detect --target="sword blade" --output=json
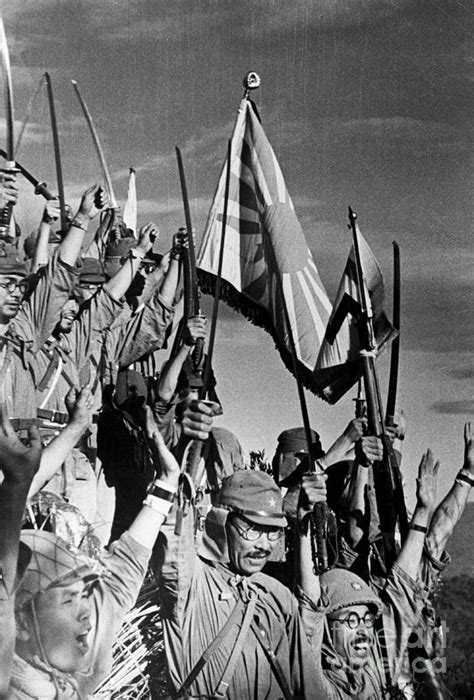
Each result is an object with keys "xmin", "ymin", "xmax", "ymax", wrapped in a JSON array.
[
  {"xmin": 71, "ymin": 79, "xmax": 117, "ymax": 209},
  {"xmin": 15, "ymin": 74, "xmax": 46, "ymax": 155},
  {"xmin": 0, "ymin": 16, "xmax": 16, "ymax": 238},
  {"xmin": 0, "ymin": 17, "xmax": 14, "ymax": 161},
  {"xmin": 45, "ymin": 72, "xmax": 67, "ymax": 230}
]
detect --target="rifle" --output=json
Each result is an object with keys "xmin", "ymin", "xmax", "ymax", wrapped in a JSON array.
[
  {"xmin": 309, "ymin": 465, "xmax": 339, "ymax": 574},
  {"xmin": 348, "ymin": 207, "xmax": 408, "ymax": 566},
  {"xmin": 385, "ymin": 241, "xmax": 400, "ymax": 426},
  {"xmin": 173, "ymin": 149, "xmax": 217, "ymax": 536},
  {"xmin": 175, "ymin": 147, "xmax": 205, "ymax": 402}
]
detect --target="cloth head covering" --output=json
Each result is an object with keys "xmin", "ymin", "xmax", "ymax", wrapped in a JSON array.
[
  {"xmin": 104, "ymin": 236, "xmax": 136, "ymax": 261},
  {"xmin": 199, "ymin": 470, "xmax": 287, "ymax": 564},
  {"xmin": 272, "ymin": 426, "xmax": 323, "ymax": 486},
  {"xmin": 103, "ymin": 236, "xmax": 138, "ymax": 279},
  {"xmin": 217, "ymin": 470, "xmax": 287, "ymax": 527},
  {"xmin": 78, "ymin": 257, "xmax": 106, "ymax": 285},
  {"xmin": 16, "ymin": 530, "xmax": 98, "ymax": 610},
  {"xmin": 204, "ymin": 428, "xmax": 244, "ymax": 493},
  {"xmin": 0, "ymin": 242, "xmax": 28, "ymax": 276},
  {"xmin": 320, "ymin": 568, "xmax": 382, "ymax": 616},
  {"xmin": 114, "ymin": 368, "xmax": 147, "ymax": 409}
]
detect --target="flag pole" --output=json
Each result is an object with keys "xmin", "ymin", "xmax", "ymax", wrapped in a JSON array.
[
  {"xmin": 202, "ymin": 72, "xmax": 260, "ymax": 396},
  {"xmin": 201, "ymin": 138, "xmax": 231, "ymax": 397},
  {"xmin": 265, "ymin": 209, "xmax": 333, "ymax": 573}
]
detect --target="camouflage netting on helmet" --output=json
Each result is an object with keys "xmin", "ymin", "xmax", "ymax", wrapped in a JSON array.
[
  {"xmin": 23, "ymin": 490, "xmax": 102, "ymax": 559},
  {"xmin": 16, "ymin": 529, "xmax": 99, "ymax": 610}
]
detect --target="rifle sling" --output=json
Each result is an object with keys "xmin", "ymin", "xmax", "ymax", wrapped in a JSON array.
[
  {"xmin": 251, "ymin": 619, "xmax": 294, "ymax": 700},
  {"xmin": 212, "ymin": 594, "xmax": 257, "ymax": 698},
  {"xmin": 176, "ymin": 596, "xmax": 246, "ymax": 696},
  {"xmin": 177, "ymin": 593, "xmax": 293, "ymax": 699}
]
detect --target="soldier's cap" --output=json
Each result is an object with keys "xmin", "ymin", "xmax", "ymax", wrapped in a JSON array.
[
  {"xmin": 276, "ymin": 427, "xmax": 321, "ymax": 454},
  {"xmin": 217, "ymin": 470, "xmax": 287, "ymax": 528},
  {"xmin": 0, "ymin": 242, "xmax": 28, "ymax": 276},
  {"xmin": 320, "ymin": 568, "xmax": 382, "ymax": 617},
  {"xmin": 78, "ymin": 257, "xmax": 106, "ymax": 285},
  {"xmin": 272, "ymin": 427, "xmax": 323, "ymax": 487},
  {"xmin": 104, "ymin": 236, "xmax": 136, "ymax": 260},
  {"xmin": 16, "ymin": 530, "xmax": 99, "ymax": 610},
  {"xmin": 114, "ymin": 368, "xmax": 147, "ymax": 408}
]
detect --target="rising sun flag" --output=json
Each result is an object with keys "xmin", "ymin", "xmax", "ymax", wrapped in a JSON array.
[
  {"xmin": 313, "ymin": 225, "xmax": 397, "ymax": 403},
  {"xmin": 197, "ymin": 97, "xmax": 333, "ymax": 396}
]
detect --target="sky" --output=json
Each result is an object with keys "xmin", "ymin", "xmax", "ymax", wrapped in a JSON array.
[{"xmin": 1, "ymin": 0, "xmax": 472, "ymax": 508}]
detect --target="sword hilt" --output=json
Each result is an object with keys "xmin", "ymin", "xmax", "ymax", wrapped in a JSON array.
[
  {"xmin": 0, "ymin": 202, "xmax": 13, "ymax": 239},
  {"xmin": 34, "ymin": 181, "xmax": 54, "ymax": 200},
  {"xmin": 0, "ymin": 162, "xmax": 19, "ymax": 240}
]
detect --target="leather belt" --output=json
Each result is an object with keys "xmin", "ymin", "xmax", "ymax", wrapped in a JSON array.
[
  {"xmin": 37, "ymin": 408, "xmax": 69, "ymax": 424},
  {"xmin": 9, "ymin": 413, "xmax": 99, "ymax": 432}
]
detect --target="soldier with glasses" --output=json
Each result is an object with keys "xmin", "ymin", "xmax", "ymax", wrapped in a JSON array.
[
  {"xmin": 153, "ymin": 448, "xmax": 327, "ymax": 699},
  {"xmin": 297, "ymin": 450, "xmax": 440, "ymax": 699}
]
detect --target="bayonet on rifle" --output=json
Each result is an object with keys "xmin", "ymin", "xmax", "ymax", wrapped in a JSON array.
[
  {"xmin": 175, "ymin": 147, "xmax": 205, "ymax": 386},
  {"xmin": 347, "ymin": 207, "xmax": 408, "ymax": 564},
  {"xmin": 386, "ymin": 241, "xmax": 401, "ymax": 425}
]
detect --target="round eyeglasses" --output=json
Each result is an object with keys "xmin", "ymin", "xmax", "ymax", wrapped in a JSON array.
[
  {"xmin": 229, "ymin": 519, "xmax": 283, "ymax": 542},
  {"xmin": 78, "ymin": 283, "xmax": 99, "ymax": 291},
  {"xmin": 0, "ymin": 279, "xmax": 28, "ymax": 295},
  {"xmin": 329, "ymin": 611, "xmax": 376, "ymax": 630}
]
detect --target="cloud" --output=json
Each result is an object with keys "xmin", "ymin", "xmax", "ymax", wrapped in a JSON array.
[
  {"xmin": 234, "ymin": 0, "xmax": 416, "ymax": 39},
  {"xmin": 321, "ymin": 117, "xmax": 468, "ymax": 157},
  {"xmin": 135, "ymin": 197, "xmax": 182, "ymax": 218},
  {"xmin": 449, "ymin": 366, "xmax": 474, "ymax": 380},
  {"xmin": 98, "ymin": 9, "xmax": 226, "ymax": 44},
  {"xmin": 135, "ymin": 195, "xmax": 211, "ymax": 242},
  {"xmin": 245, "ymin": 114, "xmax": 468, "ymax": 174},
  {"xmin": 403, "ymin": 276, "xmax": 474, "ymax": 354},
  {"xmin": 111, "ymin": 153, "xmax": 175, "ymax": 183},
  {"xmin": 14, "ymin": 0, "xmax": 401, "ymax": 47},
  {"xmin": 430, "ymin": 400, "xmax": 474, "ymax": 415},
  {"xmin": 6, "ymin": 1, "xmax": 235, "ymax": 48},
  {"xmin": 0, "ymin": 117, "xmax": 48, "ymax": 149}
]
